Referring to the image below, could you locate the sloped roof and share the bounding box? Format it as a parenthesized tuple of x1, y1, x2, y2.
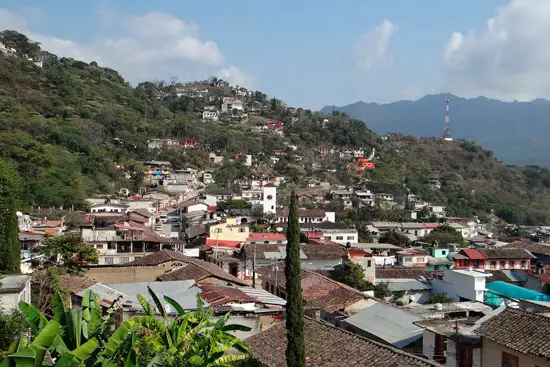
(475, 308, 550, 359)
(242, 243, 346, 261)
(247, 317, 440, 367)
(199, 285, 286, 307)
(247, 233, 287, 242)
(376, 268, 432, 280)
(341, 302, 424, 348)
(504, 241, 550, 256)
(124, 250, 247, 286)
(58, 275, 96, 294)
(461, 248, 486, 260)
(477, 248, 534, 259)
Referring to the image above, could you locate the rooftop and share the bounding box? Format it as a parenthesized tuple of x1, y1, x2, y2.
(475, 308, 550, 359)
(247, 233, 287, 242)
(242, 243, 346, 261)
(0, 275, 30, 293)
(247, 317, 440, 367)
(342, 302, 424, 348)
(384, 279, 431, 291)
(199, 284, 286, 307)
(477, 248, 534, 259)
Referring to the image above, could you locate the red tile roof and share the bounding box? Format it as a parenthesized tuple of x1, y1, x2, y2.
(247, 233, 287, 242)
(205, 238, 242, 248)
(461, 249, 486, 260)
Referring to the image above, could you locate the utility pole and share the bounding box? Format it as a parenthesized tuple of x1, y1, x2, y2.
(252, 244, 256, 288)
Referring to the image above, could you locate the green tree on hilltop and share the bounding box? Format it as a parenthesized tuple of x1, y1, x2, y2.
(285, 190, 306, 367)
(0, 158, 21, 274)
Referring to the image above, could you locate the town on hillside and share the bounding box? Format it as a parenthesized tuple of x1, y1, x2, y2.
(1, 29, 550, 367)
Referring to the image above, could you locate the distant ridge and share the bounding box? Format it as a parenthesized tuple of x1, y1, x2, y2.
(321, 94, 550, 165)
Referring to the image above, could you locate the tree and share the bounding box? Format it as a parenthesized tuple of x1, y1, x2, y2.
(285, 190, 305, 367)
(423, 225, 466, 246)
(0, 158, 21, 274)
(338, 262, 374, 291)
(378, 230, 409, 246)
(374, 282, 392, 299)
(36, 234, 98, 273)
(0, 310, 29, 351)
(428, 292, 454, 304)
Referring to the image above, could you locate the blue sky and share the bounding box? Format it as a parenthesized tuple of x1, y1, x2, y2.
(3, 0, 549, 109)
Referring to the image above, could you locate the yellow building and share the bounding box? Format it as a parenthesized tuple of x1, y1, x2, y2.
(206, 217, 249, 249)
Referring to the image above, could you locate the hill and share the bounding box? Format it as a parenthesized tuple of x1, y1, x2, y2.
(3, 30, 550, 225)
(321, 94, 550, 165)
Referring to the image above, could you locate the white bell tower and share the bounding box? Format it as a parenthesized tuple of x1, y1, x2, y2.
(262, 184, 277, 215)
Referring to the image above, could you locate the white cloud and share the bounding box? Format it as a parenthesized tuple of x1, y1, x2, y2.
(356, 19, 399, 70)
(217, 65, 256, 88)
(0, 8, 253, 85)
(443, 0, 550, 100)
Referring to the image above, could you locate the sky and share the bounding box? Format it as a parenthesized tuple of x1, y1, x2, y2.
(2, 0, 550, 109)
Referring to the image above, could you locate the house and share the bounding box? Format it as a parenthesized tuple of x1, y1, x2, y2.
(340, 302, 425, 352)
(202, 110, 219, 121)
(475, 308, 550, 367)
(182, 139, 199, 148)
(234, 154, 252, 167)
(128, 209, 154, 227)
(347, 249, 376, 282)
(259, 266, 372, 324)
(203, 189, 233, 201)
(202, 171, 214, 184)
(221, 97, 244, 113)
(330, 190, 353, 200)
(179, 198, 208, 213)
(247, 317, 439, 367)
(453, 248, 534, 270)
(208, 152, 224, 165)
(383, 279, 432, 304)
(431, 269, 492, 302)
(397, 249, 429, 267)
(355, 190, 375, 206)
(90, 203, 129, 214)
(503, 240, 550, 266)
(206, 217, 250, 250)
(426, 247, 454, 271)
(246, 233, 287, 245)
(275, 209, 336, 224)
(318, 228, 358, 245)
(85, 250, 247, 286)
(0, 275, 31, 312)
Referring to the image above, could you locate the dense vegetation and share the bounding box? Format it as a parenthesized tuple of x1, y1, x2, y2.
(3, 30, 550, 225)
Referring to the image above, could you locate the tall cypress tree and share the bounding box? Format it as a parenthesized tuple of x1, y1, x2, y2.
(285, 190, 305, 366)
(0, 159, 21, 274)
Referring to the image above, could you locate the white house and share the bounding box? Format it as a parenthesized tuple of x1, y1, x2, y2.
(202, 110, 219, 121)
(321, 228, 358, 245)
(0, 275, 31, 313)
(90, 203, 129, 214)
(355, 190, 375, 206)
(431, 269, 491, 302)
(202, 171, 214, 184)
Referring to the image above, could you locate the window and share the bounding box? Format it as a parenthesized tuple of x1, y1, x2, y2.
(509, 261, 515, 268)
(416, 257, 425, 263)
(500, 261, 506, 269)
(239, 228, 246, 232)
(336, 236, 344, 240)
(490, 261, 497, 269)
(521, 260, 527, 268)
(214, 228, 222, 233)
(404, 257, 412, 262)
(501, 352, 518, 367)
(324, 236, 332, 240)
(367, 260, 372, 268)
(346, 236, 355, 240)
(266, 194, 273, 200)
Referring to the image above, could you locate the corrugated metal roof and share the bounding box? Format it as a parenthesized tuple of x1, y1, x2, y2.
(237, 287, 286, 306)
(384, 279, 431, 291)
(341, 302, 424, 348)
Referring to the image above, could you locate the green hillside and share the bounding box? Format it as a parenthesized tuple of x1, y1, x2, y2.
(2, 30, 550, 225)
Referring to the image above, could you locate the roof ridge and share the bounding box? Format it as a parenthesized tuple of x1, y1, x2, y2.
(304, 316, 441, 366)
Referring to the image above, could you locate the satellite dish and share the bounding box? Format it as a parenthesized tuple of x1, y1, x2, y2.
(276, 227, 283, 232)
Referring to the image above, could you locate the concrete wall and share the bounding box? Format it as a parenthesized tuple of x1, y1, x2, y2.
(481, 339, 550, 367)
(431, 270, 487, 302)
(350, 257, 376, 283)
(0, 281, 31, 313)
(422, 330, 436, 361)
(86, 263, 177, 283)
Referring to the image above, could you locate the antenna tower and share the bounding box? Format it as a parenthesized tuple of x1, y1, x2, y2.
(443, 97, 452, 141)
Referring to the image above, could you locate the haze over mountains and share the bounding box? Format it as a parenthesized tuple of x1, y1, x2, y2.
(321, 94, 550, 166)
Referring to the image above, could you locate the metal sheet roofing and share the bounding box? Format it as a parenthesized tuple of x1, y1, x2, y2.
(384, 279, 431, 291)
(341, 302, 424, 348)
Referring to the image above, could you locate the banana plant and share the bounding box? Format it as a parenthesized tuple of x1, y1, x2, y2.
(133, 287, 252, 367)
(0, 319, 98, 367)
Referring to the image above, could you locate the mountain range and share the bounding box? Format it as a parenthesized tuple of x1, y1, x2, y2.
(321, 94, 550, 166)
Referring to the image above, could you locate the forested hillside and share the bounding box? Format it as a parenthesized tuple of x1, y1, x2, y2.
(3, 30, 550, 225)
(322, 94, 550, 165)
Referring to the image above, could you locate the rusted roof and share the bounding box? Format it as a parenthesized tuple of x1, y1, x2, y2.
(475, 308, 550, 359)
(504, 241, 550, 257)
(124, 250, 247, 286)
(247, 317, 441, 367)
(242, 243, 346, 261)
(58, 274, 96, 294)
